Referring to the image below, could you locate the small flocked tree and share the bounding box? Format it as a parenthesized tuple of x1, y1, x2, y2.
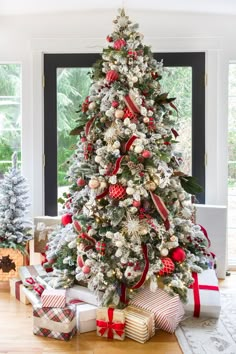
(0, 152, 32, 254)
(46, 9, 210, 307)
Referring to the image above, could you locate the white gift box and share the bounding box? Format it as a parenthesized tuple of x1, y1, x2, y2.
(75, 303, 97, 333)
(66, 285, 102, 306)
(18, 265, 48, 284)
(184, 269, 221, 318)
(22, 286, 41, 306)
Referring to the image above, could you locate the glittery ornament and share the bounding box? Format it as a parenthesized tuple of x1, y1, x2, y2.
(160, 248, 169, 257)
(145, 181, 157, 191)
(114, 38, 126, 50)
(158, 257, 175, 276)
(109, 184, 126, 199)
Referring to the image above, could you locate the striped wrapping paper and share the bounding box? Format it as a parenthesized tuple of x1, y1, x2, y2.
(41, 289, 66, 308)
(33, 304, 76, 341)
(129, 287, 185, 333)
(124, 306, 155, 343)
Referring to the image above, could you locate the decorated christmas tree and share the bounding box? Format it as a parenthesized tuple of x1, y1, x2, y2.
(46, 9, 210, 307)
(0, 152, 32, 254)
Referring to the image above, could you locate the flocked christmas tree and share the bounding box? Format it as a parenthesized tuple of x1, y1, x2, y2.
(46, 9, 210, 307)
(0, 152, 32, 254)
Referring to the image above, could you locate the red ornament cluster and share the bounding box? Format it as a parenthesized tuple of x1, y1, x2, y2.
(109, 184, 126, 199)
(106, 70, 119, 83)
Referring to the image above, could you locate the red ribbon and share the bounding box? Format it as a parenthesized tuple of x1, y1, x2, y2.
(96, 308, 125, 339)
(15, 280, 22, 301)
(25, 277, 45, 297)
(190, 272, 219, 317)
(120, 243, 149, 304)
(125, 135, 138, 152)
(124, 94, 140, 114)
(85, 116, 96, 136)
(111, 156, 124, 175)
(150, 192, 169, 229)
(96, 188, 109, 200)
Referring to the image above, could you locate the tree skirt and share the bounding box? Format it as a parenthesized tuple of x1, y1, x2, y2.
(175, 290, 236, 354)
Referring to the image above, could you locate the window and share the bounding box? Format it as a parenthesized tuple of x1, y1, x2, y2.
(0, 64, 22, 177)
(44, 53, 205, 215)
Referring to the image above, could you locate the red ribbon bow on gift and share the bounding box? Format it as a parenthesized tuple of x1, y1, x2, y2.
(96, 308, 125, 339)
(25, 277, 45, 296)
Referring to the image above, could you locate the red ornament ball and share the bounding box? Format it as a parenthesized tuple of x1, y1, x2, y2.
(106, 70, 119, 83)
(77, 178, 86, 187)
(170, 247, 186, 263)
(158, 257, 175, 276)
(109, 184, 126, 200)
(112, 101, 119, 108)
(61, 213, 72, 226)
(142, 150, 152, 158)
(82, 265, 91, 274)
(106, 35, 113, 42)
(133, 200, 141, 207)
(114, 38, 126, 50)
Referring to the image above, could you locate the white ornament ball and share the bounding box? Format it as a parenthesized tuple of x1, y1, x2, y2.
(160, 248, 169, 256)
(126, 187, 135, 195)
(139, 227, 148, 235)
(143, 117, 149, 123)
(99, 181, 107, 189)
(134, 145, 144, 154)
(95, 156, 102, 163)
(88, 102, 96, 110)
(115, 109, 124, 119)
(89, 178, 100, 189)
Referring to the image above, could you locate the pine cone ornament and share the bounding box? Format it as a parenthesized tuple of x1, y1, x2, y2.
(158, 257, 175, 276)
(109, 184, 126, 199)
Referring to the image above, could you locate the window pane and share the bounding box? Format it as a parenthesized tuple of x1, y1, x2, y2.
(57, 67, 92, 209)
(228, 63, 236, 265)
(0, 64, 21, 179)
(161, 67, 192, 175)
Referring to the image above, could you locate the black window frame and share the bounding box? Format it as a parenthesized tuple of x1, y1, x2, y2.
(44, 52, 205, 215)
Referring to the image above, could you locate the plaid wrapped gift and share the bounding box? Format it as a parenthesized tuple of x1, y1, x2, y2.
(130, 287, 184, 333)
(18, 264, 47, 284)
(34, 216, 61, 253)
(9, 278, 30, 305)
(33, 304, 76, 341)
(184, 269, 221, 318)
(41, 289, 66, 308)
(124, 306, 155, 343)
(96, 307, 125, 340)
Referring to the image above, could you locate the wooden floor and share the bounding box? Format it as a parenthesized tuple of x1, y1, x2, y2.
(1, 273, 235, 354)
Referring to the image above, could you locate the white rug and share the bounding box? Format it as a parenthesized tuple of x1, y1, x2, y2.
(175, 290, 236, 354)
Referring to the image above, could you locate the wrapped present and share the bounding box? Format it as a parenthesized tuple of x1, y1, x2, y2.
(124, 305, 155, 343)
(23, 286, 41, 306)
(130, 287, 184, 333)
(66, 285, 102, 306)
(33, 216, 61, 253)
(41, 289, 66, 308)
(18, 264, 48, 284)
(33, 304, 76, 341)
(9, 278, 30, 305)
(184, 269, 221, 318)
(72, 303, 97, 333)
(96, 307, 125, 340)
(22, 276, 47, 305)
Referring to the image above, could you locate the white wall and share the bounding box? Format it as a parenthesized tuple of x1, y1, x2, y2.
(0, 9, 234, 217)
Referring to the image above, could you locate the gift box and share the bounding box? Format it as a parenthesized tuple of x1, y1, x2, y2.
(184, 269, 221, 318)
(130, 287, 185, 333)
(23, 286, 41, 306)
(41, 289, 66, 308)
(74, 303, 97, 333)
(124, 305, 155, 343)
(33, 304, 77, 341)
(96, 307, 125, 340)
(66, 285, 102, 306)
(33, 216, 61, 253)
(18, 264, 48, 284)
(9, 278, 30, 305)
